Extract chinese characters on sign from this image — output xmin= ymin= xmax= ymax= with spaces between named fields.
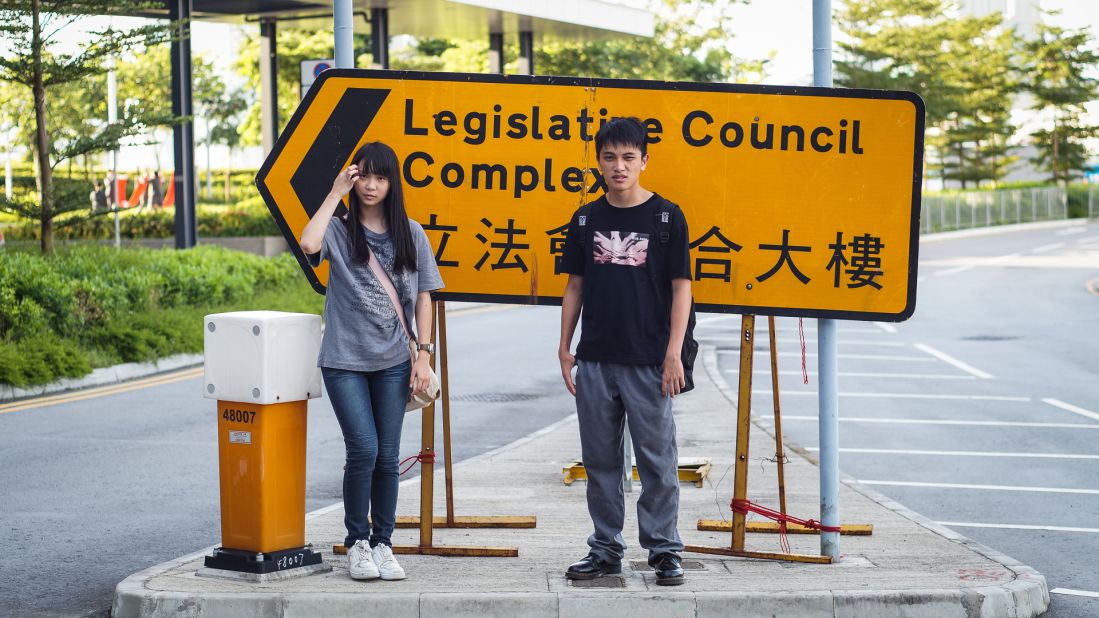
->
xmin=431 ymin=219 xmax=887 ymax=290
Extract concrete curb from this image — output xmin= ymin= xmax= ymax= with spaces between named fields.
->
xmin=114 ymin=586 xmax=1049 ymax=618
xmin=0 ymin=353 xmax=203 ymax=403
xmin=702 ymin=345 xmax=1049 ymax=617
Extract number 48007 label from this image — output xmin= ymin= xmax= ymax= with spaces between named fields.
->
xmin=222 ymin=408 xmax=255 ymax=423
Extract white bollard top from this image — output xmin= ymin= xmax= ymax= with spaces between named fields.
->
xmin=203 ymin=311 xmax=322 ymax=404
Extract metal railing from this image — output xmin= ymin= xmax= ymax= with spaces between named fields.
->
xmin=920 ymin=186 xmax=1096 ymax=234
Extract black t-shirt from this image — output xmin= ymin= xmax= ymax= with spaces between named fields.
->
xmin=560 ymin=193 xmax=691 ymax=366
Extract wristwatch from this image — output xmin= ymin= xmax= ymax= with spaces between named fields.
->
xmin=416 ymin=343 xmax=435 ymax=355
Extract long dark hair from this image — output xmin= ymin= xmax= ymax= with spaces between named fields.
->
xmin=344 ymin=142 xmax=418 ymax=273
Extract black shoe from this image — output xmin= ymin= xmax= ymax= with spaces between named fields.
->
xmin=565 ymin=553 xmax=622 ymax=580
xmin=650 ymin=553 xmax=685 ymax=586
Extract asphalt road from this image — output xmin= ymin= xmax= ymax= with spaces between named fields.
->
xmin=0 ymin=302 xmax=576 ymax=617
xmin=709 ymin=220 xmax=1099 ymax=618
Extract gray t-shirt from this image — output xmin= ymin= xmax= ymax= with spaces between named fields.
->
xmin=307 ymin=217 xmax=444 ymax=372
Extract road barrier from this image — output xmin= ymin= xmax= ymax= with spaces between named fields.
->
xmin=920 ymin=186 xmax=1096 ymax=234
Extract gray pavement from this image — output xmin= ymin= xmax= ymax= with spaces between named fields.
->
xmin=113 ymin=346 xmax=1049 ymax=617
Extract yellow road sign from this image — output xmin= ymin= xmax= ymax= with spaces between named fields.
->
xmin=257 ymin=70 xmax=924 ymax=321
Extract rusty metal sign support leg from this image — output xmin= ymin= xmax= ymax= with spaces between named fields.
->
xmin=695 ymin=315 xmax=873 ymax=538
xmin=394 ymin=300 xmax=537 ymax=531
xmin=335 ymin=302 xmax=520 ymax=558
xmin=686 ymin=315 xmax=832 ymax=563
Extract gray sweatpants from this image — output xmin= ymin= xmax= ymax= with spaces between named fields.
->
xmin=575 ymin=360 xmax=684 ymax=562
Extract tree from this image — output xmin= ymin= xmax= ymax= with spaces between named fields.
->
xmin=1021 ymin=17 xmax=1099 ymax=187
xmin=938 ymin=22 xmax=1019 ymax=188
xmin=115 ymin=44 xmax=218 ymax=172
xmin=836 ymin=0 xmax=1020 ymax=188
xmin=0 ymin=0 xmax=178 ymax=252
xmin=203 ymin=86 xmax=249 ymax=201
xmin=536 ymin=0 xmax=764 ymax=82
xmin=235 ymin=28 xmax=369 ymax=147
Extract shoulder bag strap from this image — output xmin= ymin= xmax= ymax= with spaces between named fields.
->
xmin=366 ymin=250 xmax=416 ymax=343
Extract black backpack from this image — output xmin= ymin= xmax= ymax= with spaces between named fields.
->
xmin=575 ymin=199 xmax=699 ymax=393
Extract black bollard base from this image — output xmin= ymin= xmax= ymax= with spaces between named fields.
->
xmin=203 ymin=545 xmax=325 ymax=574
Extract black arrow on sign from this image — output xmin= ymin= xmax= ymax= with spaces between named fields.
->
xmin=257 ymin=86 xmax=391 ymax=295
xmin=290 ymin=88 xmax=392 ymax=219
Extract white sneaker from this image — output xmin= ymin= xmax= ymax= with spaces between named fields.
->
xmin=371 ymin=543 xmax=407 ymax=580
xmin=347 ymin=540 xmax=379 ymax=580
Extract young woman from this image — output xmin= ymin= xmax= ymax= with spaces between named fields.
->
xmin=300 ymin=142 xmax=443 ymax=581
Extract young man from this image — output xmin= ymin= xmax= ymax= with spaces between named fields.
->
xmin=558 ymin=116 xmax=693 ymax=586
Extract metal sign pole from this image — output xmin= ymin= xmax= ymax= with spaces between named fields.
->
xmin=814 ymin=0 xmax=842 ymax=562
xmin=332 ymin=0 xmax=354 ymax=69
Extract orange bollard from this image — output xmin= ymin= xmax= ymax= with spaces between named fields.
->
xmin=215 ymin=399 xmax=308 ymax=553
xmin=201 ymin=311 xmax=328 ymax=579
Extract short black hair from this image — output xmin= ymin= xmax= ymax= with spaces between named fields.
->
xmin=595 ymin=117 xmax=647 ymax=157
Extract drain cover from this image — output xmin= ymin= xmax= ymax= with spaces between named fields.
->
xmin=570 ymin=576 xmax=625 ymax=588
xmin=959 ymin=335 xmax=1019 ymax=341
xmin=450 ymin=393 xmax=542 ymax=403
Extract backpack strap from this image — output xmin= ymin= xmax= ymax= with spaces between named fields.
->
xmin=575 ymin=202 xmax=595 ymax=248
xmin=655 ymin=199 xmax=678 ymax=245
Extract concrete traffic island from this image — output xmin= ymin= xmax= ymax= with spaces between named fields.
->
xmin=113 ymin=347 xmax=1048 ymax=617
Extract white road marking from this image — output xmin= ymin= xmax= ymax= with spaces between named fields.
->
xmin=1055 ymin=227 xmax=1088 ymax=236
xmin=800 ymin=338 xmax=904 ymax=346
xmin=696 ymin=315 xmax=738 ymax=327
xmin=873 ymin=322 xmax=898 ymax=333
xmin=912 ymin=343 xmax=994 ymax=379
xmin=822 ymin=353 xmax=936 ymax=362
xmin=1042 ymin=398 xmax=1099 ymax=422
xmin=1031 ymin=242 xmax=1066 ymax=254
xmin=780 ymin=416 xmax=1099 ymax=429
xmin=767 ymin=324 xmax=884 ymax=334
xmin=725 ymin=369 xmax=975 ymax=380
xmin=943 ymin=523 xmax=1099 ymax=535
xmin=806 ymin=447 xmax=1099 ymax=460
xmin=706 ymin=337 xmax=904 ymax=346
xmin=858 ymin=480 xmax=1099 ymax=495
xmin=771 ymin=392 xmax=1029 ymax=401
xmin=716 ymin=351 xmax=935 ymax=362
xmin=934 ymin=265 xmax=975 ymax=277
xmin=1050 ymin=588 xmax=1099 ymax=598
xmin=1074 ymin=235 xmax=1099 ymax=244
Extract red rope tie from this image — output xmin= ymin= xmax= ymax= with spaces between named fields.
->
xmin=399 ymin=451 xmax=436 ymax=476
xmin=730 ymin=498 xmax=843 ymax=534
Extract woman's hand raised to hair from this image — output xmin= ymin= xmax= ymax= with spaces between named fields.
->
xmin=329 ymin=164 xmax=359 ymax=199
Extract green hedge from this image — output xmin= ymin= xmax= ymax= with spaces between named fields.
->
xmin=0 ymin=245 xmax=322 ymax=387
xmin=5 ymin=197 xmax=279 ymax=241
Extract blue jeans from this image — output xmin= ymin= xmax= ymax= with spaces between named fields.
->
xmin=322 ymin=361 xmax=411 ymax=549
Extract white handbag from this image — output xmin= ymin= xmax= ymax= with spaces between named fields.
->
xmin=365 ymin=250 xmax=441 ymax=412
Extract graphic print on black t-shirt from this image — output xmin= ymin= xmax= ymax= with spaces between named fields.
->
xmin=593 ymin=231 xmax=649 ymax=267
